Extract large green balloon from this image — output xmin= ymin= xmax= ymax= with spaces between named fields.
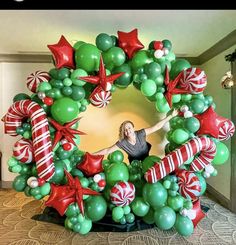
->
xmin=189 ymin=99 xmax=205 ymax=114
xmin=102 ymin=47 xmax=126 ymax=70
xmin=170 ymin=59 xmax=191 ymax=80
xmin=131 ymin=197 xmax=150 ymax=217
xmin=51 ymin=97 xmax=79 ymax=124
xmin=184 ymin=117 xmax=200 ymax=133
xmin=105 ymin=162 xmax=129 ymax=186
xmin=113 ymin=64 xmax=132 ymax=87
xmin=154 ymin=206 xmax=176 ymax=230
xmin=85 ymin=196 xmax=107 ymax=221
xmin=144 ymin=62 xmax=161 ymax=79
xmin=75 ymin=43 xmax=100 ymax=72
xmin=142 ymin=155 xmax=161 ymax=174
xmin=12 ymin=175 xmax=28 ymax=192
xmin=212 ymin=142 xmax=229 ymax=165
xmin=96 ymin=33 xmax=113 ymax=52
xmin=143 ymin=182 xmax=167 ymax=209
xmin=175 ymin=214 xmax=194 ymax=236
xmin=131 ymin=50 xmax=153 ymax=70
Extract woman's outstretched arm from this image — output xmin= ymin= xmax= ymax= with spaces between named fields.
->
xmin=144 ymin=109 xmax=178 ymax=136
xmin=93 ymin=144 xmax=119 ymax=156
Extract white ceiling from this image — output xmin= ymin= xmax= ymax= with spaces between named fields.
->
xmin=0 ymin=10 xmax=235 ymax=56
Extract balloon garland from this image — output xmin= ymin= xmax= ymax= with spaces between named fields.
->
xmin=2 ymin=29 xmax=235 ymax=236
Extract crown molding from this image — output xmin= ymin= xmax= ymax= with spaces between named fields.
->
xmin=0 ymin=30 xmax=235 ymax=65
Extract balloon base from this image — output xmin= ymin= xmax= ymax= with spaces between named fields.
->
xmin=32 ymin=207 xmax=155 ymax=232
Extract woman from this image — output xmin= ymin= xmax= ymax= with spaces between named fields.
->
xmin=93 ymin=109 xmax=178 ymax=163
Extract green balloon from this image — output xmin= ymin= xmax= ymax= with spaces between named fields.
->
xmin=131 ymin=50 xmax=153 ymax=70
xmin=78 ymin=217 xmax=92 ymax=235
xmin=189 ymin=99 xmax=205 ymax=114
xmin=155 ymin=75 xmax=164 ymax=86
xmin=141 ymin=79 xmax=157 ymax=97
xmin=175 ymin=214 xmax=194 ymax=236
xmin=162 ymin=39 xmax=172 ymax=50
xmin=142 ymin=208 xmax=155 ymax=224
xmin=73 ymin=41 xmax=85 ymax=50
xmin=172 ymin=129 xmax=189 ymax=144
xmin=143 ymin=182 xmax=167 ymax=209
xmin=169 ymin=116 xmax=184 ymax=129
xmin=154 ymin=206 xmax=176 ymax=230
xmin=131 ymin=197 xmax=150 ymax=217
xmin=103 ymin=47 xmax=126 ymax=69
xmin=40 ymin=183 xmax=51 ymax=196
xmin=142 ymin=155 xmax=161 ymax=174
xmin=112 ymin=206 xmax=124 ymax=220
xmin=75 ymin=43 xmax=100 ymax=72
xmin=70 ymin=85 xmax=85 ymax=101
xmin=170 ymin=59 xmax=191 ymax=80
xmin=96 ymin=33 xmax=113 ymax=52
xmin=181 ymin=94 xmax=192 ymax=102
xmin=212 ymin=142 xmax=229 ymax=165
xmin=37 ymin=82 xmax=52 ymax=92
xmin=155 ymin=97 xmax=171 ymax=113
xmin=167 ymin=196 xmax=184 ymax=211
xmin=57 ymin=68 xmax=70 ymax=80
xmin=12 ymin=175 xmax=27 ymax=192
xmin=144 ymin=62 xmax=161 ymax=79
xmin=85 ymin=196 xmax=107 ymax=221
xmin=65 ymin=203 xmax=79 ymax=217
xmin=155 ymin=58 xmax=171 ymax=73
xmin=184 ymin=117 xmax=200 ymax=133
xmin=108 ymin=150 xmax=124 ymax=163
xmin=13 ymin=93 xmax=31 ymax=102
xmin=71 ymin=69 xmax=88 ymax=86
xmin=113 ymin=64 xmax=132 ymax=87
xmin=51 ymin=97 xmax=79 ymax=124
xmin=105 ymin=162 xmax=129 ymax=186
xmin=49 ymin=160 xmax=65 ymax=184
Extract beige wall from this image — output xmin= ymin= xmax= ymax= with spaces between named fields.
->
xmin=201 ymin=44 xmax=236 ymax=200
xmin=0 ymin=63 xmax=53 ymax=181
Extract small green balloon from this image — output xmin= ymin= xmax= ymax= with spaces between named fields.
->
xmin=113 ymin=64 xmax=132 ymax=88
xmin=131 ymin=197 xmax=150 ymax=217
xmin=12 ymin=175 xmax=27 ymax=192
xmin=71 ymin=69 xmax=88 ymax=86
xmin=195 ymin=173 xmax=206 ymax=195
xmin=65 ymin=203 xmax=79 ymax=217
xmin=167 ymin=196 xmax=184 ymax=211
xmin=154 ymin=206 xmax=176 ymax=230
xmin=108 ymin=150 xmax=124 ymax=163
xmin=189 ymin=99 xmax=205 ymax=114
xmin=13 ymin=93 xmax=31 ymax=102
xmin=155 ymin=97 xmax=171 ymax=113
xmin=162 ymin=39 xmax=172 ymax=50
xmin=181 ymin=94 xmax=192 ymax=102
xmin=212 ymin=142 xmax=229 ymax=165
xmin=12 ymin=165 xmax=22 ymax=173
xmin=112 ymin=206 xmax=124 ymax=220
xmin=144 ymin=62 xmax=161 ymax=79
xmin=40 ymin=183 xmax=51 ymax=196
xmin=141 ymin=79 xmax=157 ymax=97
xmin=131 ymin=50 xmax=153 ymax=70
xmin=142 ymin=208 xmax=155 ymax=224
xmin=70 ymin=85 xmax=85 ymax=101
xmin=172 ymin=129 xmax=189 ymax=144
xmin=78 ymin=218 xmax=92 ymax=235
xmin=170 ymin=59 xmax=191 ymax=80
xmin=175 ymin=214 xmax=194 ymax=236
xmin=96 ymin=33 xmax=113 ymax=52
xmin=51 ymin=97 xmax=79 ymax=124
xmin=57 ymin=68 xmax=70 ymax=80
xmin=37 ymin=82 xmax=52 ymax=92
xmin=8 ymin=157 xmax=18 ymax=167
xmin=184 ymin=117 xmax=200 ymax=133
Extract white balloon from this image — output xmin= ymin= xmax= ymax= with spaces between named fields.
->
xmin=184 ymin=111 xmax=193 ymax=118
xmin=27 ymin=176 xmax=37 ymax=186
xmin=154 ymin=49 xmax=164 ymax=59
xmin=203 ymin=171 xmax=211 ymax=178
xmin=163 ymin=48 xmax=169 ymax=55
xmin=29 ymin=180 xmax=39 ymax=188
xmin=187 ymin=210 xmax=197 ymax=220
xmin=180 ymin=105 xmax=189 ymax=113
xmin=93 ymin=174 xmax=102 ymax=183
xmin=205 ymin=164 xmax=215 ymax=174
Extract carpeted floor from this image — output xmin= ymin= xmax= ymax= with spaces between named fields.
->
xmin=0 ymin=189 xmax=236 ymax=245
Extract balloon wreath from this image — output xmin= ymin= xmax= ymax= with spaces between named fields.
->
xmin=2 ymin=29 xmax=235 ymax=236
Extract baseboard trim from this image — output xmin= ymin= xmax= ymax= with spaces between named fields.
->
xmin=0 ymin=181 xmax=12 ymax=189
xmin=206 ymin=183 xmax=230 ymax=210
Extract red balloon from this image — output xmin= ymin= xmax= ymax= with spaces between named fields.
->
xmin=48 ymin=35 xmax=75 ymax=69
xmin=194 ymin=106 xmax=227 ymax=138
xmin=117 ymin=28 xmax=144 ymax=59
xmin=43 ymin=97 xmax=54 ymax=106
xmin=191 ymin=198 xmax=205 ymax=227
xmin=77 ymin=152 xmax=104 ymax=176
xmin=154 ymin=41 xmax=163 ymax=50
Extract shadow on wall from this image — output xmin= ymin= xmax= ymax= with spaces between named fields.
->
xmin=79 ymin=85 xmax=167 ymax=163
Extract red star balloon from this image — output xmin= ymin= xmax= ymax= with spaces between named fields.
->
xmin=77 ymin=152 xmax=104 ymax=176
xmin=48 ymin=35 xmax=75 ymax=69
xmin=164 ymin=67 xmax=189 ymax=107
xmin=191 ymin=198 xmax=205 ymax=227
xmin=79 ymin=56 xmax=124 ymax=97
xmin=117 ymin=28 xmax=144 ymax=59
xmin=45 ymin=170 xmax=100 ymax=216
xmin=49 ymin=117 xmax=86 ymax=149
xmin=194 ymin=106 xmax=227 ymax=138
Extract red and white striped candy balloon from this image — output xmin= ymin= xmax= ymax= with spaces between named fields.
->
xmin=177 ymin=170 xmax=201 ymax=200
xmin=110 ymin=181 xmax=135 ymax=207
xmin=90 ymin=89 xmax=112 ymax=108
xmin=13 ymin=138 xmax=34 ymax=163
xmin=218 ymin=119 xmax=235 ymax=141
xmin=179 ymin=68 xmax=207 ymax=94
xmin=27 ymin=70 xmax=51 ymax=93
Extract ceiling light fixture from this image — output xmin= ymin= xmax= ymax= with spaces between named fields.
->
xmin=14 ymin=0 xmax=24 ymax=2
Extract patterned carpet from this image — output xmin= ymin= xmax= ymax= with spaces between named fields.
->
xmin=0 ymin=189 xmax=236 ymax=245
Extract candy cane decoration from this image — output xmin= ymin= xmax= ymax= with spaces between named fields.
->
xmin=145 ymin=136 xmax=216 ymax=183
xmin=4 ymin=100 xmax=54 ymax=181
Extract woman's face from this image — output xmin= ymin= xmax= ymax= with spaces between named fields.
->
xmin=124 ymin=123 xmax=134 ymax=138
